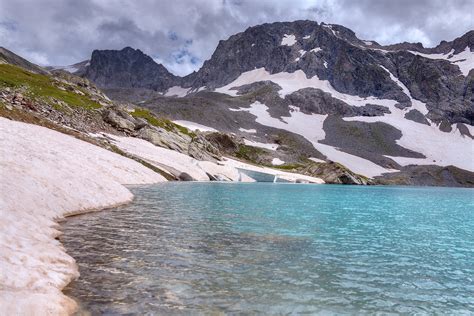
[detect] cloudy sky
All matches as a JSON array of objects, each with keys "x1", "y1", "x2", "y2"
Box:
[{"x1": 1, "y1": 0, "x2": 473, "y2": 75}]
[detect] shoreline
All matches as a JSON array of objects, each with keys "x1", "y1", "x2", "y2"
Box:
[
  {"x1": 0, "y1": 118, "x2": 323, "y2": 315},
  {"x1": 0, "y1": 118, "x2": 165, "y2": 315}
]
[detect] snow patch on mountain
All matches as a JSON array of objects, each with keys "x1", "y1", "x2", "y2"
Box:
[
  {"x1": 271, "y1": 158, "x2": 285, "y2": 165},
  {"x1": 215, "y1": 68, "x2": 399, "y2": 111},
  {"x1": 344, "y1": 106, "x2": 474, "y2": 172},
  {"x1": 165, "y1": 86, "x2": 190, "y2": 97},
  {"x1": 409, "y1": 47, "x2": 474, "y2": 76},
  {"x1": 281, "y1": 34, "x2": 296, "y2": 46}
]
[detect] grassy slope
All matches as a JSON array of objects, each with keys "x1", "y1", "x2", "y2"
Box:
[{"x1": 0, "y1": 64, "x2": 101, "y2": 110}]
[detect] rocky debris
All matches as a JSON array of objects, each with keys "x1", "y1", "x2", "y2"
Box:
[
  {"x1": 138, "y1": 126, "x2": 189, "y2": 152},
  {"x1": 404, "y1": 109, "x2": 430, "y2": 125},
  {"x1": 457, "y1": 123, "x2": 473, "y2": 138},
  {"x1": 188, "y1": 134, "x2": 221, "y2": 162},
  {"x1": 439, "y1": 120, "x2": 453, "y2": 132},
  {"x1": 205, "y1": 133, "x2": 240, "y2": 154},
  {"x1": 103, "y1": 109, "x2": 137, "y2": 131},
  {"x1": 374, "y1": 165, "x2": 474, "y2": 187},
  {"x1": 297, "y1": 161, "x2": 372, "y2": 185}
]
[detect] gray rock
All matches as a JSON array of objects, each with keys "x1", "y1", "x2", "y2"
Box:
[
  {"x1": 457, "y1": 123, "x2": 473, "y2": 138},
  {"x1": 84, "y1": 47, "x2": 179, "y2": 91},
  {"x1": 374, "y1": 165, "x2": 474, "y2": 187},
  {"x1": 404, "y1": 109, "x2": 430, "y2": 125},
  {"x1": 103, "y1": 109, "x2": 136, "y2": 131}
]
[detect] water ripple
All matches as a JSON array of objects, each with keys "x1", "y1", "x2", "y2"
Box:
[{"x1": 61, "y1": 183, "x2": 474, "y2": 315}]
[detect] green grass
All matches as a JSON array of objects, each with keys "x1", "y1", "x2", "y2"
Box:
[
  {"x1": 235, "y1": 144, "x2": 266, "y2": 162},
  {"x1": 0, "y1": 64, "x2": 101, "y2": 110},
  {"x1": 131, "y1": 107, "x2": 196, "y2": 137},
  {"x1": 272, "y1": 163, "x2": 304, "y2": 170}
]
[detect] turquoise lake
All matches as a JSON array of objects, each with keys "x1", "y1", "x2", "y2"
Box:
[{"x1": 61, "y1": 183, "x2": 474, "y2": 315}]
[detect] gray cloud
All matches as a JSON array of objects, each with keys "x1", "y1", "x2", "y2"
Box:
[{"x1": 0, "y1": 0, "x2": 473, "y2": 75}]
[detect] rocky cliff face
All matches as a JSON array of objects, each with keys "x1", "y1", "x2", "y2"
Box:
[
  {"x1": 178, "y1": 20, "x2": 472, "y2": 124},
  {"x1": 83, "y1": 47, "x2": 179, "y2": 91},
  {"x1": 77, "y1": 21, "x2": 473, "y2": 125}
]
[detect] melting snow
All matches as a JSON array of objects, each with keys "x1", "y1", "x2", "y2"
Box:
[
  {"x1": 221, "y1": 158, "x2": 324, "y2": 184},
  {"x1": 0, "y1": 118, "x2": 165, "y2": 315},
  {"x1": 310, "y1": 47, "x2": 322, "y2": 54},
  {"x1": 303, "y1": 35, "x2": 311, "y2": 40},
  {"x1": 281, "y1": 34, "x2": 297, "y2": 46}
]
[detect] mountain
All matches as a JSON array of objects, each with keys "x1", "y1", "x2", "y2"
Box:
[
  {"x1": 0, "y1": 47, "x2": 49, "y2": 75},
  {"x1": 46, "y1": 59, "x2": 90, "y2": 76},
  {"x1": 54, "y1": 20, "x2": 474, "y2": 185},
  {"x1": 83, "y1": 47, "x2": 179, "y2": 91}
]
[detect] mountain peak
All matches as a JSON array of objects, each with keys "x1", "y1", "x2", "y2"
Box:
[{"x1": 84, "y1": 47, "x2": 179, "y2": 91}]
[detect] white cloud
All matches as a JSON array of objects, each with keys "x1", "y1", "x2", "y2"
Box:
[{"x1": 0, "y1": 0, "x2": 472, "y2": 75}]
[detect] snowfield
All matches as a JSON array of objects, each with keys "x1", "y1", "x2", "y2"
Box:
[
  {"x1": 232, "y1": 102, "x2": 396, "y2": 177},
  {"x1": 219, "y1": 66, "x2": 473, "y2": 176},
  {"x1": 0, "y1": 118, "x2": 166, "y2": 315},
  {"x1": 215, "y1": 68, "x2": 398, "y2": 111}
]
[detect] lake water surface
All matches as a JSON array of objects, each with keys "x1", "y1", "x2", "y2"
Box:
[{"x1": 61, "y1": 183, "x2": 474, "y2": 315}]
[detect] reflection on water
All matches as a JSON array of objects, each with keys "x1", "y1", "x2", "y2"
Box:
[{"x1": 61, "y1": 183, "x2": 474, "y2": 315}]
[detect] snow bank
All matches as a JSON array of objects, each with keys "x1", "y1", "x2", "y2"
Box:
[
  {"x1": 173, "y1": 120, "x2": 218, "y2": 132},
  {"x1": 107, "y1": 135, "x2": 255, "y2": 182},
  {"x1": 0, "y1": 118, "x2": 166, "y2": 315}
]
